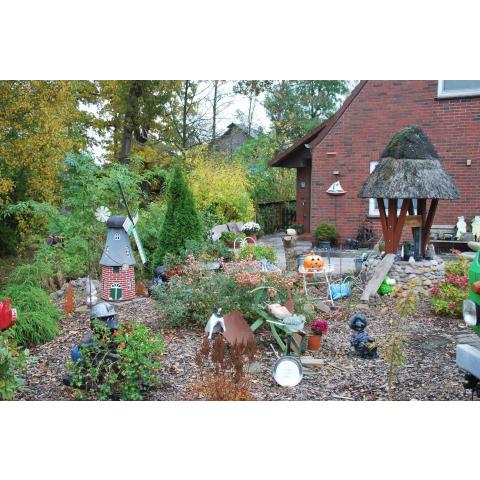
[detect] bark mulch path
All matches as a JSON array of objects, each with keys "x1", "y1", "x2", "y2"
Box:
[{"x1": 16, "y1": 294, "x2": 478, "y2": 401}]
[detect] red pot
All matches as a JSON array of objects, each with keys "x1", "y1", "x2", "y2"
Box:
[
  {"x1": 246, "y1": 233, "x2": 257, "y2": 243},
  {"x1": 307, "y1": 334, "x2": 322, "y2": 351}
]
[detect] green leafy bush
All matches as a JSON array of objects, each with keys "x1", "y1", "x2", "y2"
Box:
[
  {"x1": 67, "y1": 322, "x2": 164, "y2": 400},
  {"x1": 314, "y1": 222, "x2": 337, "y2": 242},
  {"x1": 152, "y1": 163, "x2": 203, "y2": 269},
  {"x1": 152, "y1": 259, "x2": 308, "y2": 328},
  {"x1": 220, "y1": 231, "x2": 244, "y2": 245},
  {"x1": 1, "y1": 284, "x2": 61, "y2": 346},
  {"x1": 237, "y1": 245, "x2": 277, "y2": 264},
  {"x1": 0, "y1": 332, "x2": 29, "y2": 400},
  {"x1": 431, "y1": 274, "x2": 468, "y2": 317},
  {"x1": 445, "y1": 254, "x2": 470, "y2": 277}
]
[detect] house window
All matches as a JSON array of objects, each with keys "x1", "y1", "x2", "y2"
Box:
[
  {"x1": 368, "y1": 162, "x2": 417, "y2": 216},
  {"x1": 128, "y1": 280, "x2": 132, "y2": 290},
  {"x1": 437, "y1": 80, "x2": 480, "y2": 98},
  {"x1": 114, "y1": 233, "x2": 121, "y2": 240},
  {"x1": 113, "y1": 266, "x2": 120, "y2": 273},
  {"x1": 124, "y1": 247, "x2": 130, "y2": 257}
]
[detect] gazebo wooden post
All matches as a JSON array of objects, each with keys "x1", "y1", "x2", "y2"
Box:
[
  {"x1": 387, "y1": 198, "x2": 397, "y2": 253},
  {"x1": 421, "y1": 199, "x2": 439, "y2": 257},
  {"x1": 377, "y1": 198, "x2": 390, "y2": 252},
  {"x1": 393, "y1": 198, "x2": 410, "y2": 252}
]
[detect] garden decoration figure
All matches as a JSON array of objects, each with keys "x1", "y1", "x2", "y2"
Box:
[
  {"x1": 152, "y1": 265, "x2": 168, "y2": 286},
  {"x1": 64, "y1": 301, "x2": 122, "y2": 385},
  {"x1": 205, "y1": 308, "x2": 226, "y2": 339},
  {"x1": 0, "y1": 298, "x2": 17, "y2": 331},
  {"x1": 378, "y1": 276, "x2": 395, "y2": 296},
  {"x1": 348, "y1": 313, "x2": 378, "y2": 359},
  {"x1": 85, "y1": 279, "x2": 98, "y2": 306},
  {"x1": 99, "y1": 215, "x2": 137, "y2": 301},
  {"x1": 471, "y1": 216, "x2": 480, "y2": 241},
  {"x1": 456, "y1": 216, "x2": 467, "y2": 240}
]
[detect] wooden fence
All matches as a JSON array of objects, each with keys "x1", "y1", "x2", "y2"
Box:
[{"x1": 255, "y1": 200, "x2": 296, "y2": 234}]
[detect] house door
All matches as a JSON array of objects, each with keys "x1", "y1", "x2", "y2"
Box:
[
  {"x1": 110, "y1": 283, "x2": 122, "y2": 300},
  {"x1": 296, "y1": 162, "x2": 311, "y2": 233}
]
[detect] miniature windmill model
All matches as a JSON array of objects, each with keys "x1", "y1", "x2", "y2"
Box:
[{"x1": 98, "y1": 180, "x2": 147, "y2": 302}]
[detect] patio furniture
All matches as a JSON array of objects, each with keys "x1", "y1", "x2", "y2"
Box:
[{"x1": 298, "y1": 264, "x2": 335, "y2": 306}]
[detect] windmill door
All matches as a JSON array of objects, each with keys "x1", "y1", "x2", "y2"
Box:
[{"x1": 110, "y1": 283, "x2": 122, "y2": 300}]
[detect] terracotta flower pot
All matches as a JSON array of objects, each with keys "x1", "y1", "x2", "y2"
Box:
[
  {"x1": 246, "y1": 233, "x2": 257, "y2": 243},
  {"x1": 308, "y1": 334, "x2": 322, "y2": 351}
]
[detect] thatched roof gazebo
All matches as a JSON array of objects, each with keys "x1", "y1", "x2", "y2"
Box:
[{"x1": 359, "y1": 125, "x2": 459, "y2": 257}]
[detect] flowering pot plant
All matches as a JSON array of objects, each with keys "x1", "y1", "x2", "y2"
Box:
[
  {"x1": 241, "y1": 222, "x2": 261, "y2": 237},
  {"x1": 307, "y1": 319, "x2": 329, "y2": 351}
]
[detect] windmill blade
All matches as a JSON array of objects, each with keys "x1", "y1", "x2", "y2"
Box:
[{"x1": 132, "y1": 227, "x2": 147, "y2": 264}]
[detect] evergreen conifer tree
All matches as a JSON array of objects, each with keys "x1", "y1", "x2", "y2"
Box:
[{"x1": 153, "y1": 164, "x2": 203, "y2": 267}]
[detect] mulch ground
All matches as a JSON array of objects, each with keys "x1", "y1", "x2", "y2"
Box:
[{"x1": 16, "y1": 292, "x2": 478, "y2": 401}]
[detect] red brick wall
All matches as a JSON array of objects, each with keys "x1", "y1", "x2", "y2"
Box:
[
  {"x1": 101, "y1": 266, "x2": 136, "y2": 301},
  {"x1": 310, "y1": 80, "x2": 480, "y2": 244}
]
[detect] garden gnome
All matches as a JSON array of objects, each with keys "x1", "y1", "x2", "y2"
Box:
[
  {"x1": 205, "y1": 308, "x2": 226, "y2": 339},
  {"x1": 348, "y1": 313, "x2": 378, "y2": 359},
  {"x1": 472, "y1": 216, "x2": 480, "y2": 241},
  {"x1": 456, "y1": 216, "x2": 467, "y2": 240}
]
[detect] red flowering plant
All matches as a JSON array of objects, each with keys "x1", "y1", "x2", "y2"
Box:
[
  {"x1": 431, "y1": 274, "x2": 468, "y2": 317},
  {"x1": 308, "y1": 319, "x2": 329, "y2": 336}
]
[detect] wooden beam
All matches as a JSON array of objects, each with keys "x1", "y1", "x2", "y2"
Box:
[
  {"x1": 422, "y1": 199, "x2": 439, "y2": 256},
  {"x1": 377, "y1": 198, "x2": 388, "y2": 242},
  {"x1": 361, "y1": 253, "x2": 396, "y2": 301},
  {"x1": 384, "y1": 198, "x2": 397, "y2": 253},
  {"x1": 392, "y1": 198, "x2": 410, "y2": 252}
]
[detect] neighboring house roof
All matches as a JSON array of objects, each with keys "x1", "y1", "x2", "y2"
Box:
[
  {"x1": 269, "y1": 81, "x2": 368, "y2": 167},
  {"x1": 359, "y1": 125, "x2": 459, "y2": 200},
  {"x1": 99, "y1": 215, "x2": 136, "y2": 267}
]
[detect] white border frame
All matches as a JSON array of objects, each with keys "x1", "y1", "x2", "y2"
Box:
[{"x1": 437, "y1": 80, "x2": 480, "y2": 98}]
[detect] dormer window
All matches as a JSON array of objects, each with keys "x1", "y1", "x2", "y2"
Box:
[
  {"x1": 114, "y1": 233, "x2": 121, "y2": 240},
  {"x1": 124, "y1": 247, "x2": 130, "y2": 257},
  {"x1": 438, "y1": 80, "x2": 480, "y2": 98}
]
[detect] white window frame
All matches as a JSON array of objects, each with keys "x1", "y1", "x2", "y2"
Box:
[
  {"x1": 368, "y1": 162, "x2": 418, "y2": 217},
  {"x1": 114, "y1": 233, "x2": 121, "y2": 240},
  {"x1": 124, "y1": 247, "x2": 130, "y2": 257},
  {"x1": 437, "y1": 80, "x2": 480, "y2": 98}
]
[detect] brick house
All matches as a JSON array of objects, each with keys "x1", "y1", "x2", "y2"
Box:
[{"x1": 270, "y1": 80, "x2": 480, "y2": 244}]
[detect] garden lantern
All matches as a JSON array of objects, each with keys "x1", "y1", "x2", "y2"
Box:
[{"x1": 359, "y1": 126, "x2": 459, "y2": 258}]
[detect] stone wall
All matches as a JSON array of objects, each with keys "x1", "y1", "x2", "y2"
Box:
[{"x1": 367, "y1": 256, "x2": 445, "y2": 293}]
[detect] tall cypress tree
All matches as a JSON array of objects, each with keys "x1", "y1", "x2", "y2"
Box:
[{"x1": 153, "y1": 163, "x2": 202, "y2": 267}]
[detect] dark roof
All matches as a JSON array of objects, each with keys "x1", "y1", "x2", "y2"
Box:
[
  {"x1": 359, "y1": 126, "x2": 460, "y2": 200},
  {"x1": 106, "y1": 215, "x2": 126, "y2": 228},
  {"x1": 270, "y1": 81, "x2": 368, "y2": 167},
  {"x1": 100, "y1": 216, "x2": 136, "y2": 267}
]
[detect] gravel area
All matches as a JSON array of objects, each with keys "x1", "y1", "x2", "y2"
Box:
[{"x1": 16, "y1": 293, "x2": 478, "y2": 401}]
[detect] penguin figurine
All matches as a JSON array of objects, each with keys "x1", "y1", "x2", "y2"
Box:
[{"x1": 205, "y1": 308, "x2": 226, "y2": 339}]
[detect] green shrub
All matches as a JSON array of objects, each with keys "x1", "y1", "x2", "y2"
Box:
[
  {"x1": 67, "y1": 322, "x2": 164, "y2": 400},
  {"x1": 152, "y1": 164, "x2": 203, "y2": 269},
  {"x1": 1, "y1": 284, "x2": 61, "y2": 346},
  {"x1": 0, "y1": 332, "x2": 29, "y2": 400},
  {"x1": 314, "y1": 222, "x2": 337, "y2": 242},
  {"x1": 237, "y1": 245, "x2": 276, "y2": 264},
  {"x1": 220, "y1": 231, "x2": 244, "y2": 245},
  {"x1": 137, "y1": 201, "x2": 167, "y2": 261},
  {"x1": 445, "y1": 255, "x2": 470, "y2": 277},
  {"x1": 431, "y1": 274, "x2": 468, "y2": 317}
]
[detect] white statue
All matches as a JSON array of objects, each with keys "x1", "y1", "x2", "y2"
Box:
[
  {"x1": 456, "y1": 216, "x2": 467, "y2": 240},
  {"x1": 205, "y1": 308, "x2": 226, "y2": 339},
  {"x1": 471, "y1": 216, "x2": 480, "y2": 241},
  {"x1": 85, "y1": 279, "x2": 98, "y2": 306}
]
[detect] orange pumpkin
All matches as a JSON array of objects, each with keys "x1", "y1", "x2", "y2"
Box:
[{"x1": 304, "y1": 254, "x2": 324, "y2": 269}]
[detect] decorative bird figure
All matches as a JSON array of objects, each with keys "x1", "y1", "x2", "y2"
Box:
[{"x1": 205, "y1": 308, "x2": 226, "y2": 339}]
